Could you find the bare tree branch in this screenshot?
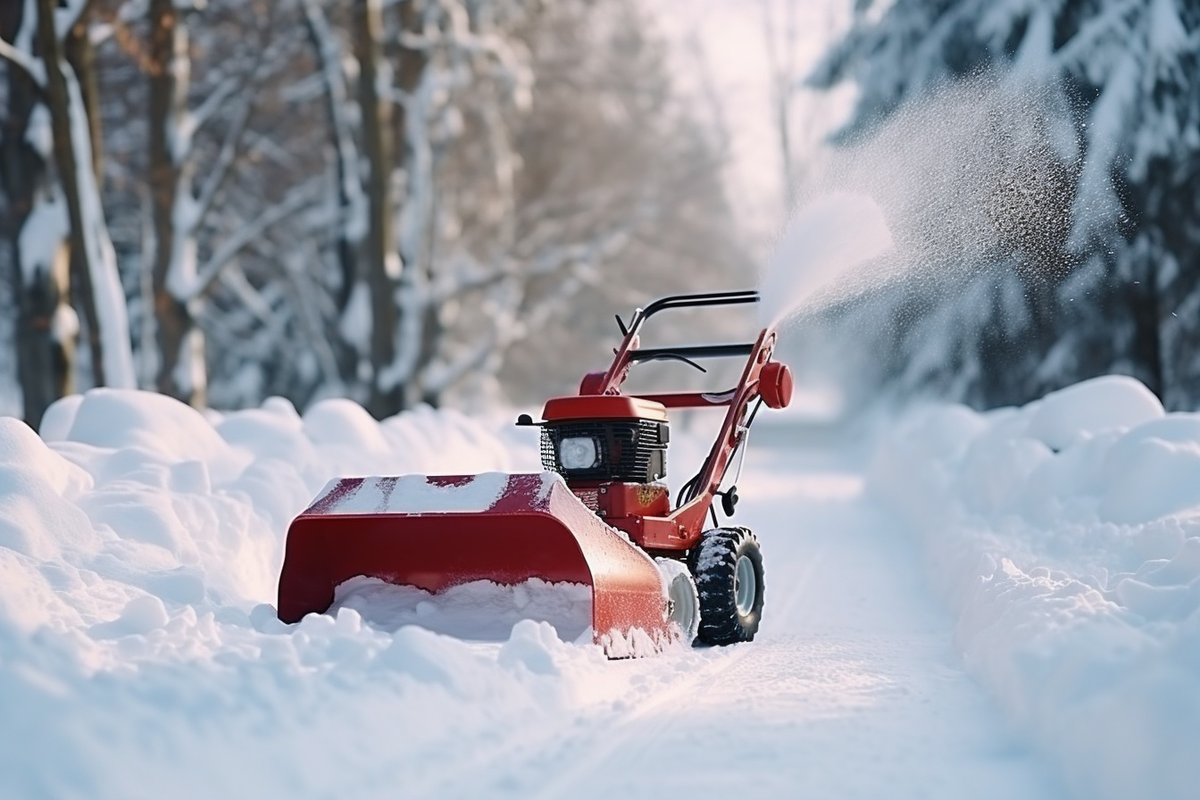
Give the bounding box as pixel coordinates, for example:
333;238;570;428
0;35;45;86
56;0;96;39
187;182;321;303
190;97;253;224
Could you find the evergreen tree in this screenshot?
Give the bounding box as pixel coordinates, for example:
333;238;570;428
811;0;1200;409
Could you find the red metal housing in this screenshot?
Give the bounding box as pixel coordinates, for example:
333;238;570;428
278;473;671;655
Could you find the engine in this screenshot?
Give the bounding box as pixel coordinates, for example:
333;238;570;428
541;418;670;483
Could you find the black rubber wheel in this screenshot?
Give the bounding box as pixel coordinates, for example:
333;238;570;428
688;527;765;646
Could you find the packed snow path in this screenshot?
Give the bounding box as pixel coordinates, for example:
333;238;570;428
405;429;1059;799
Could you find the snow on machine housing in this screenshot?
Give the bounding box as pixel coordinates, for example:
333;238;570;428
277;290;793;655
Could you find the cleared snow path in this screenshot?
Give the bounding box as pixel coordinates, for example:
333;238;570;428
416;429;1062;799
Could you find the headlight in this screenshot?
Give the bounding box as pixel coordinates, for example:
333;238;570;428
559;436;599;470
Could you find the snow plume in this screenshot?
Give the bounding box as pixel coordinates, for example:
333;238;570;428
765;74;1090;327
841;75;1084;281
758;192;894;326
764;75;1109;407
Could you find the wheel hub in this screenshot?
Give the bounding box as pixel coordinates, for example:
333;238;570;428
657;559;699;644
734;554;756;617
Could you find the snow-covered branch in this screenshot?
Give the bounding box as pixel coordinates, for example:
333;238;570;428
0;35;45;86
182;75;241;152
301;0;366;250
190;97;253;224
185;181;320;303
55;0;94;38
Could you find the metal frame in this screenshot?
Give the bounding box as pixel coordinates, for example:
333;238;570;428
577;290;780;555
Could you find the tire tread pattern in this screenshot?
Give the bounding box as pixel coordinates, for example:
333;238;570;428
688;527;764;646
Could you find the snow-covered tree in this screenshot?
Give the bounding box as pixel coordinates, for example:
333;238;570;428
810;0;1200;409
4;0;751;417
0;2;75;427
275;0;749;414
495;0;752;403
0;0;137;426
37;0;135;390
144;0;320;409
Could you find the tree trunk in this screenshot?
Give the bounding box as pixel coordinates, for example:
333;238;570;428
35;0;135;390
36;0;104;386
301;0;362;313
302;0;366;395
2;4;74;429
147;0;204;407
391;0;429;410
355;0;400;418
64;16;101;181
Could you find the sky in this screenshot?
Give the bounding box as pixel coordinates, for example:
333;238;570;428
646;0;856;253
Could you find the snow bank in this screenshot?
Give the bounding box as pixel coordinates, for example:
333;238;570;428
867;375;1200;800
0;389;630;798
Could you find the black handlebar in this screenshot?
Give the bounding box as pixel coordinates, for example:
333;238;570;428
637;290;759;322
626;343;756;364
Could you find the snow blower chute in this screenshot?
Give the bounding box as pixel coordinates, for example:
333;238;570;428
277;290;793;654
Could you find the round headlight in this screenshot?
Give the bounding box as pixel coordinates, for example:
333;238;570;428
559;436;599;470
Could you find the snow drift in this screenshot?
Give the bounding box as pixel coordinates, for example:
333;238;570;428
868;375;1200;800
0;388;597;799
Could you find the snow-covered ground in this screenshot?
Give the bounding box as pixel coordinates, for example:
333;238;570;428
1;380;1197;799
869;375;1200;800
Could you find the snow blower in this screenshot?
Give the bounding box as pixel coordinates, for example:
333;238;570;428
277;290;793;655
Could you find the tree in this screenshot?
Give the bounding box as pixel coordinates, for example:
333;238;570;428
0;0;74;428
493;0;753;403
35;0;135;390
144;0;316;408
809;0;1200;409
0;0;136;413
4;0;752;417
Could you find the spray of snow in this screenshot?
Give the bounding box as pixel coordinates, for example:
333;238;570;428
763;75;1105;407
758;192;894;326
761;75;1093;338
837;78;1080;277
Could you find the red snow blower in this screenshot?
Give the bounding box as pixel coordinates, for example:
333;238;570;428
277;290;793;654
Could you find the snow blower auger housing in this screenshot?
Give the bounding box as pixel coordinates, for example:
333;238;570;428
277;290;793;656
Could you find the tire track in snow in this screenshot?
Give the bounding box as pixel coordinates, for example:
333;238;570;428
522;644;760;800
511;547;827;799
408;433;1060;799
482;437;1057;799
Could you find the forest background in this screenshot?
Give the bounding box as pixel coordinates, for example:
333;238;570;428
1;0;1197;429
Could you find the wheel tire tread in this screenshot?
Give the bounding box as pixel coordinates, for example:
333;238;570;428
688;527;764;646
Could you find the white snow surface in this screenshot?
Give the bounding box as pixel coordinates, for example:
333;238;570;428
869;375;1200;800
310;472;513;515
0;379;1195;798
332;576;593;644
